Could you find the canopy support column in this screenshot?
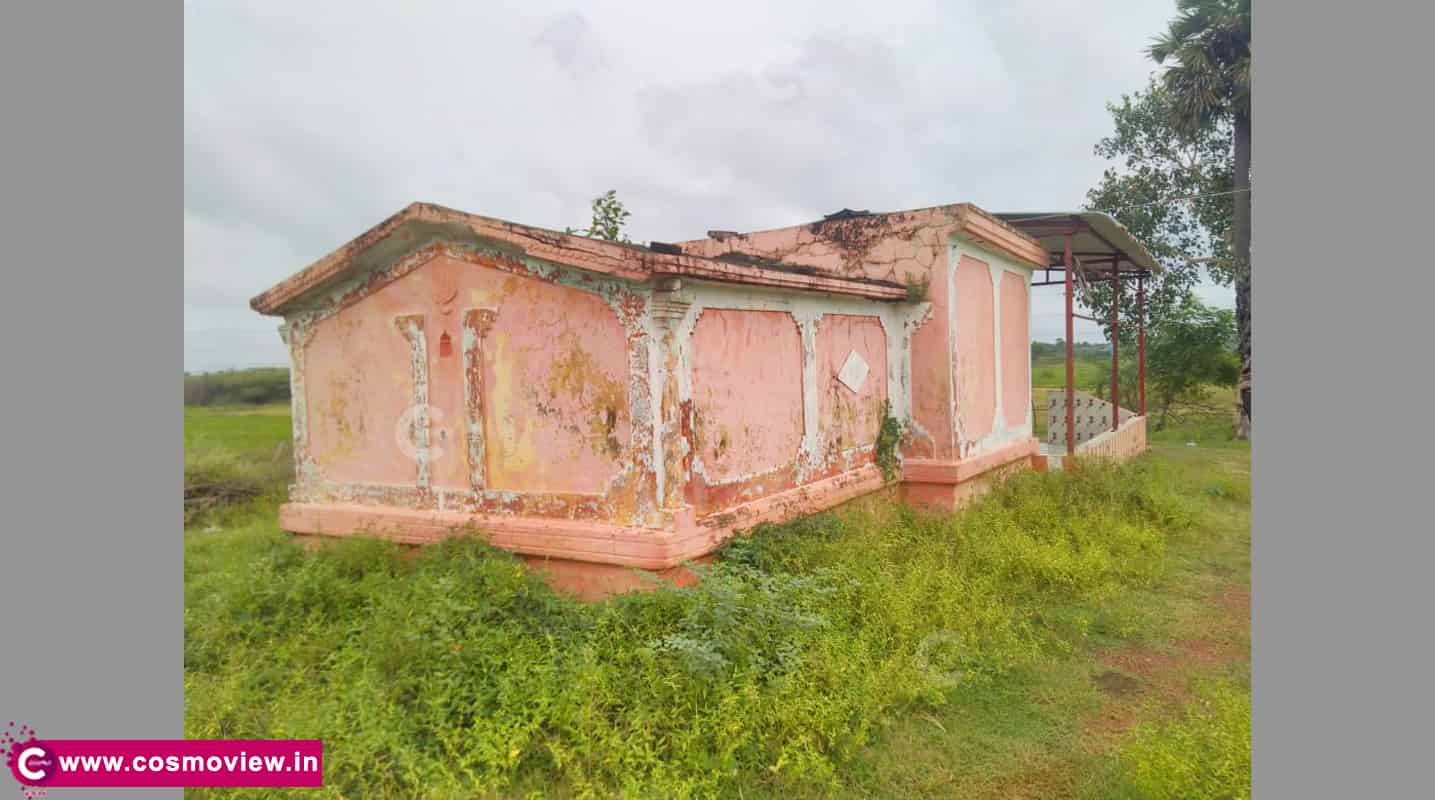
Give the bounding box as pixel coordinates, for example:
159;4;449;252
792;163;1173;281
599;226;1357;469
1137;275;1146;416
1064;233;1075;457
1111;269;1120;432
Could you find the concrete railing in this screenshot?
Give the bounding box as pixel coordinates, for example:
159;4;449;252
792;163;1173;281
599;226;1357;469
1045;391;1136;449
1074;414;1147;460
1039;391;1147;470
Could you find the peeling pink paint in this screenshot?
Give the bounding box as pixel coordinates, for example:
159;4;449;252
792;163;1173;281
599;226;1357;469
302;254;634;498
476;265;632;495
689;309;804;495
1000;271;1030;431
909;258;951;459
954;254;995;449
816;314;888;455
304;284;429;487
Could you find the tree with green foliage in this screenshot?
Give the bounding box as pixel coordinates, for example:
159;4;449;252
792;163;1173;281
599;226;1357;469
1149;0;1251;438
567;189;632;243
1090;295;1238;432
184;367;292;406
1083;79;1234;335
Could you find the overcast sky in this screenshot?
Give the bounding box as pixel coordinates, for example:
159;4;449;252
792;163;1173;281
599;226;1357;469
184;0;1232;373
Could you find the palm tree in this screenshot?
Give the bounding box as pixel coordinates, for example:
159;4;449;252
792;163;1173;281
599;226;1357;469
1149;0;1251;439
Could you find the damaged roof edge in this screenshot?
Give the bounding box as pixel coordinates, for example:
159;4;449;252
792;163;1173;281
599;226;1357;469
949;203;1049;268
249;201;909;316
670;201;1049;270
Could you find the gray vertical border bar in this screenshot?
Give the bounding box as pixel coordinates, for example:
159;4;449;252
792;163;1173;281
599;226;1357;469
0;1;181;796
1259;1;1435;797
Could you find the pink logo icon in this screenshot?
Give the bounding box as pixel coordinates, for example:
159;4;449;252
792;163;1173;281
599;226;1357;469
3;722;51;799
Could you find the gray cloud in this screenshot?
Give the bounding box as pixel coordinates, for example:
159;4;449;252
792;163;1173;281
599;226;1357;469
533;11;609;81
184;0;1226;372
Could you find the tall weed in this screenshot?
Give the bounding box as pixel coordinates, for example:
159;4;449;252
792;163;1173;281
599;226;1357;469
186;454;1218;798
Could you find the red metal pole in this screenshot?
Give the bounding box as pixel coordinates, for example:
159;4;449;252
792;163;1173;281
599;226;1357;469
1111;268;1120;432
1137;275;1146;416
1064;234;1075;456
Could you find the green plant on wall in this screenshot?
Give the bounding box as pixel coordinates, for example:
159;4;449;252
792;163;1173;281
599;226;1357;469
875;399;903;482
902;272;932;303
566;189;633;243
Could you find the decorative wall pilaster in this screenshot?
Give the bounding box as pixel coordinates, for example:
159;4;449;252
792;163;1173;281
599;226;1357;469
794;310;823;481
461;309;497;491
651;280;693;513
394;314;431;490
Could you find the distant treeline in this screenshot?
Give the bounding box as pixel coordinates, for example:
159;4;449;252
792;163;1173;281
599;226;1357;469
1031;340;1111;361
184;367;291;406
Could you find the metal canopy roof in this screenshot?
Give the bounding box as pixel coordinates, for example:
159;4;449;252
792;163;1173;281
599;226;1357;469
993;211;1162;274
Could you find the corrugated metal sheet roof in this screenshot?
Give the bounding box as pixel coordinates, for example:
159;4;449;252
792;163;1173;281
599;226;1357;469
993;211;1162;273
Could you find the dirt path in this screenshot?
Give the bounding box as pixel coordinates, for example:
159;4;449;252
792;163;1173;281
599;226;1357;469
1087;583;1250;746
983;579;1251;800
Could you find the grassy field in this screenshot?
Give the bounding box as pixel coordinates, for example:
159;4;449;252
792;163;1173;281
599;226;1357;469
184;405;293;526
184;405;1249;799
1031;355;1106;392
185;404;292;451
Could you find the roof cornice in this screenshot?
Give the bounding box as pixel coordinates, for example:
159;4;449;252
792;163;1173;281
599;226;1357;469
249;202;907;316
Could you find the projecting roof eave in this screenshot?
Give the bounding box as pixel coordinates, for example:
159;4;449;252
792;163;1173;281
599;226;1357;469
992;211;1163;274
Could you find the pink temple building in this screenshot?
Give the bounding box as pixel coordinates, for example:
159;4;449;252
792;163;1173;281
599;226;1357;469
251;201;1155;597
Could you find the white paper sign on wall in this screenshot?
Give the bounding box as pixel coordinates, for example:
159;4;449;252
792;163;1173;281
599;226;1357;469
837;350;869;393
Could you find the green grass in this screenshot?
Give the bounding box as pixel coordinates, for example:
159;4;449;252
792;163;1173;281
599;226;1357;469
1031;354;1105;390
185;404;293;452
1144;385;1245;448
185;402;1250;800
1080;679;1251;800
766;440;1251;800
184;405;293;527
